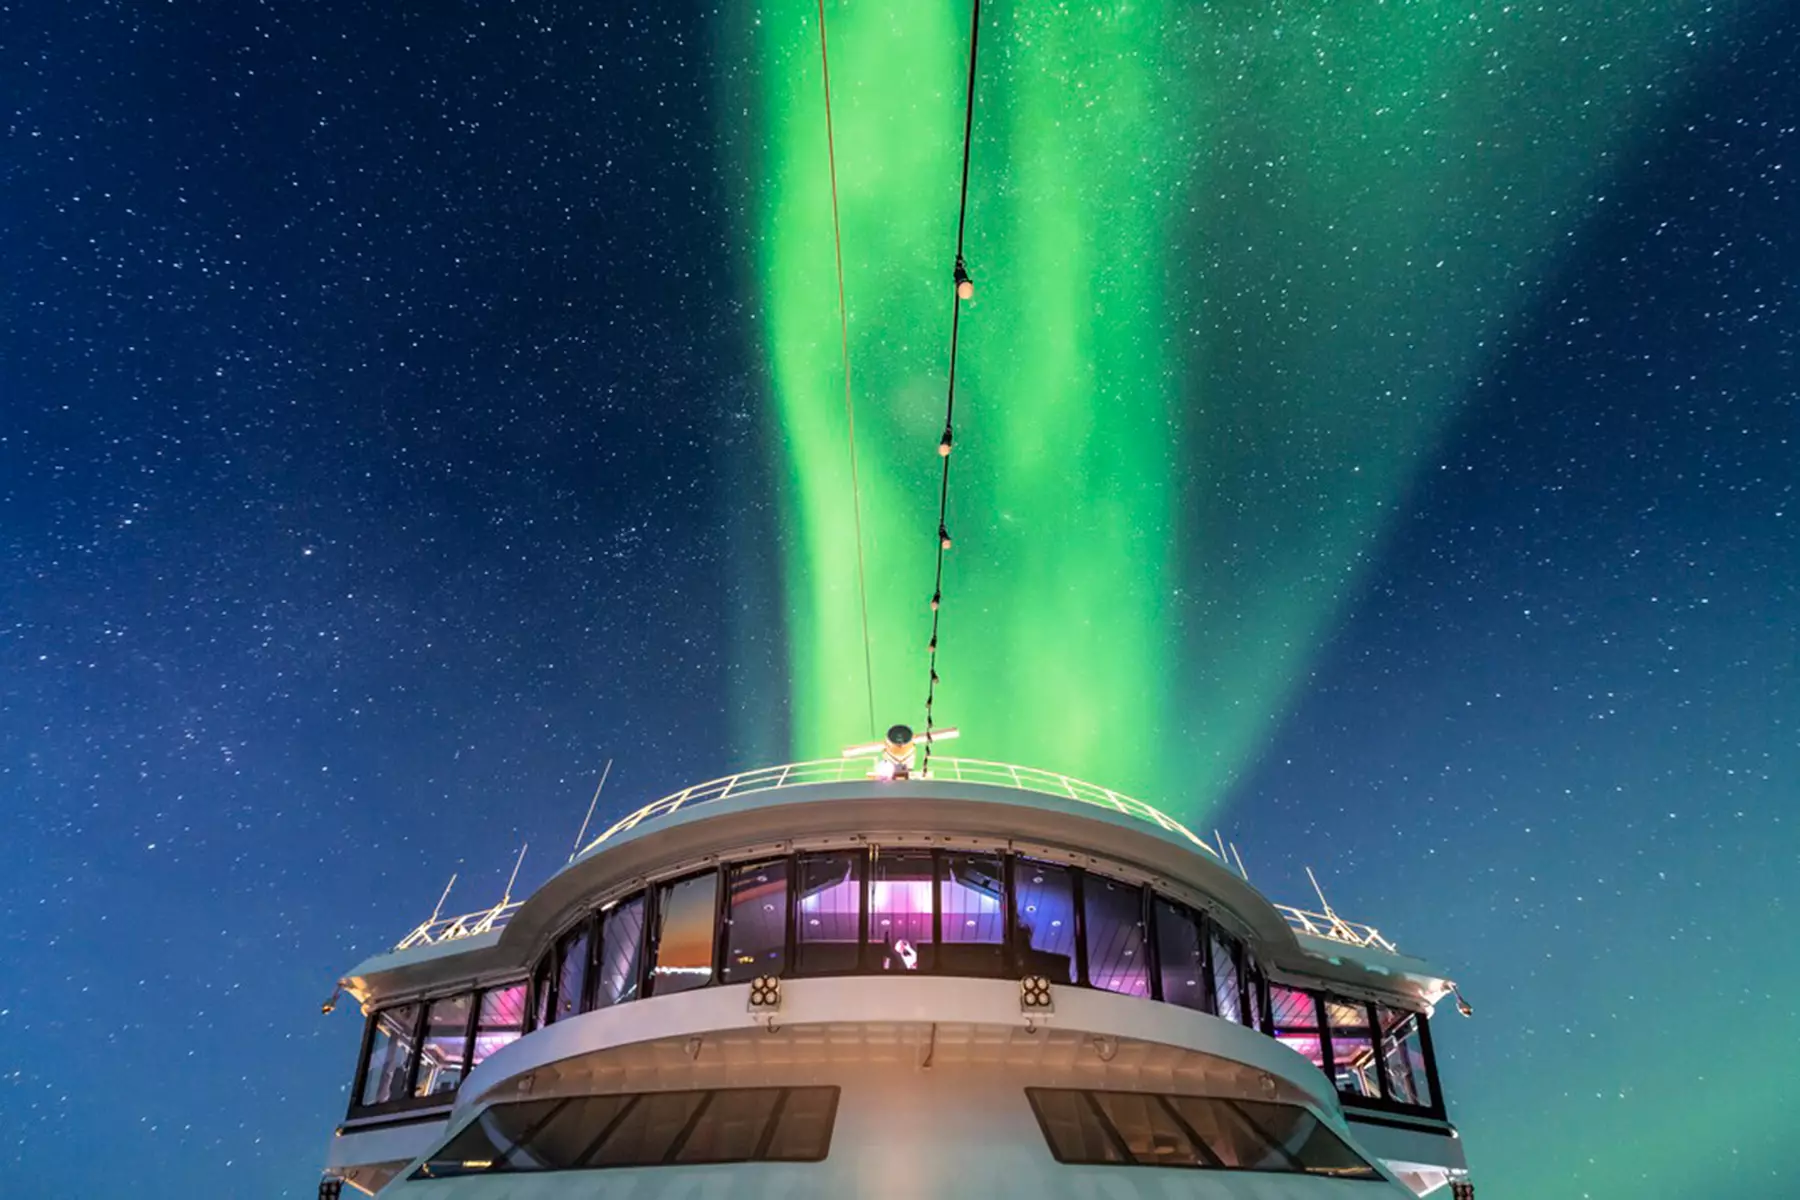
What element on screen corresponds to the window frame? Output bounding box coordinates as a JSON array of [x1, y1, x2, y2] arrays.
[[346, 979, 533, 1120], [1343, 1000, 1449, 1121], [352, 847, 1450, 1127]]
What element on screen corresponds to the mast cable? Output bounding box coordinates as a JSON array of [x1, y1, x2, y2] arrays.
[[816, 0, 878, 738], [923, 0, 984, 776]]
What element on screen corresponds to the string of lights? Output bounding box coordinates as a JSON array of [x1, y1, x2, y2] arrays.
[[923, 0, 984, 776], [815, 0, 877, 738]]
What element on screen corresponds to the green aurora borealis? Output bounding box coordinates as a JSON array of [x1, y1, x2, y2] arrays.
[[733, 0, 1724, 810]]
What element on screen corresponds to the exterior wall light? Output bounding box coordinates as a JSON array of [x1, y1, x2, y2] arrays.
[[1450, 1181, 1475, 1200], [319, 1179, 344, 1200], [748, 975, 781, 1014]]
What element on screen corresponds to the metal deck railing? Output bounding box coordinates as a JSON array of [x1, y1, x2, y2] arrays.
[[392, 758, 1397, 954], [574, 756, 1222, 858], [1272, 903, 1397, 954], [394, 899, 523, 950]]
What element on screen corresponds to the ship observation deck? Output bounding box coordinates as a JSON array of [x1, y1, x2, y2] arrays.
[[331, 756, 1467, 1199], [396, 758, 1398, 956]]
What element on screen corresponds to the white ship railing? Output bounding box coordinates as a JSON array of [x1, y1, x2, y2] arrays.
[[395, 899, 523, 950], [391, 759, 1397, 954], [1272, 903, 1398, 954], [576, 756, 1222, 859]]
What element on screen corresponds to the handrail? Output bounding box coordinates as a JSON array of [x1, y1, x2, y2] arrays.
[[394, 900, 523, 950], [574, 756, 1224, 860], [1272, 903, 1397, 954], [391, 758, 1398, 955]]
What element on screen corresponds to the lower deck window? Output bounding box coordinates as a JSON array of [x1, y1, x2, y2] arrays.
[[1026, 1088, 1378, 1180], [410, 1086, 839, 1179]]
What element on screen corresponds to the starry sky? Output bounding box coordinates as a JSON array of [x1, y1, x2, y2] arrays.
[[2, 2, 1795, 1197]]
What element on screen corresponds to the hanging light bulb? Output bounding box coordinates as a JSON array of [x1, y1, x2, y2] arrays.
[[939, 525, 952, 549], [930, 591, 941, 611], [928, 636, 938, 652], [930, 668, 940, 684], [939, 427, 954, 457], [954, 256, 974, 301]]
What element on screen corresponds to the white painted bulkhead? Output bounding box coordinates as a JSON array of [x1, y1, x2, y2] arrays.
[[369, 976, 1418, 1197]]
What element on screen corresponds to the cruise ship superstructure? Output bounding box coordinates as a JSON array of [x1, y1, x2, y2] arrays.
[[318, 754, 1473, 1197]]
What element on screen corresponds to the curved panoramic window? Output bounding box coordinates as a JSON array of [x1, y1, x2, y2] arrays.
[[1154, 899, 1206, 1011], [554, 924, 591, 1020], [361, 848, 1443, 1123], [409, 1087, 840, 1179], [1026, 1088, 1378, 1179], [868, 849, 935, 971], [795, 851, 861, 974], [1326, 999, 1380, 1101], [470, 984, 527, 1069], [1270, 985, 1326, 1070], [1378, 1006, 1435, 1110], [721, 859, 788, 982], [1210, 928, 1244, 1024], [940, 851, 1005, 976], [416, 994, 473, 1097], [1012, 859, 1078, 983], [650, 873, 718, 995], [595, 894, 645, 1008], [1083, 876, 1149, 997], [359, 1002, 422, 1108], [530, 958, 551, 1032]]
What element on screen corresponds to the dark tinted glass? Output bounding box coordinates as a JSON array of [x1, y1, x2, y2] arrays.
[[1089, 1092, 1210, 1166], [1154, 899, 1208, 1011], [721, 859, 788, 982], [868, 849, 934, 971], [416, 993, 472, 1096], [1230, 1098, 1380, 1178], [1244, 955, 1267, 1031], [1013, 860, 1077, 982], [359, 1003, 420, 1107], [513, 1094, 634, 1170], [650, 872, 717, 995], [1028, 1090, 1378, 1180], [763, 1087, 839, 1161], [673, 1088, 780, 1163], [412, 1089, 840, 1178], [1083, 876, 1149, 996], [555, 925, 591, 1019], [589, 1090, 706, 1166], [795, 851, 860, 974], [1026, 1089, 1128, 1164], [411, 1097, 564, 1178], [595, 894, 645, 1007], [1210, 929, 1243, 1023], [530, 958, 552, 1031], [1379, 1007, 1435, 1108], [1164, 1094, 1284, 1169]]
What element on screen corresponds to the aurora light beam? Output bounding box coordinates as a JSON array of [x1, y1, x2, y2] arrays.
[[730, 0, 1734, 813]]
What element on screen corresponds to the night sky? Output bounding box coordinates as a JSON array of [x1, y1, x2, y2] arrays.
[[2, 2, 1795, 1198]]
